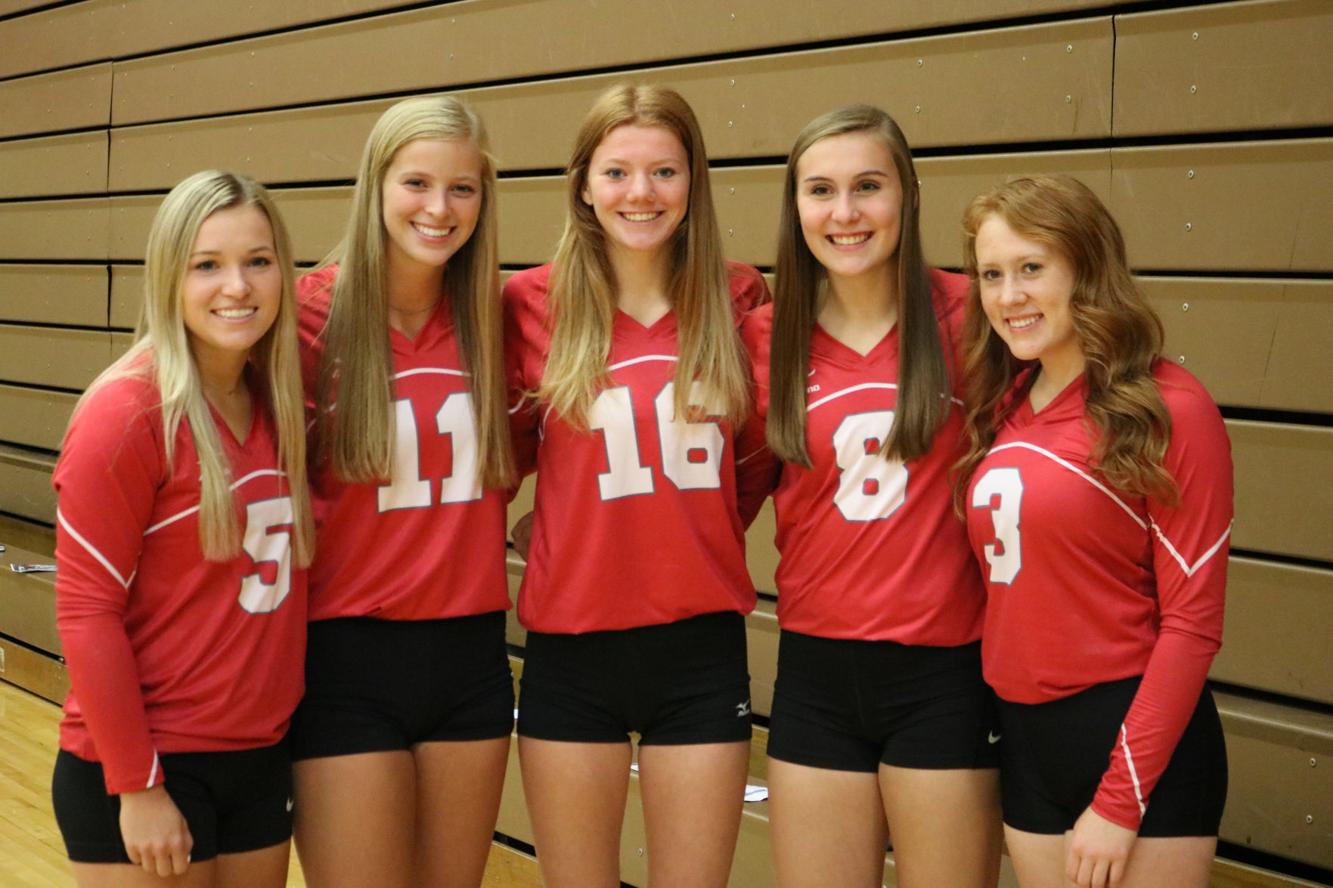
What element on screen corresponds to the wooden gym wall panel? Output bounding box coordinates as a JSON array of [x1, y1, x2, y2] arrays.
[[0, 199, 109, 261], [1110, 139, 1333, 273], [0, 0, 110, 80], [1212, 559, 1333, 706], [107, 17, 1114, 189], [107, 0, 1109, 126], [0, 325, 112, 390], [0, 555, 57, 654], [1113, 0, 1333, 136], [109, 267, 142, 329], [0, 131, 107, 199], [1143, 277, 1333, 414], [1217, 693, 1333, 869], [0, 384, 77, 451], [0, 446, 55, 523], [0, 0, 62, 17], [0, 265, 106, 327], [1228, 421, 1332, 562], [0, 63, 111, 139]]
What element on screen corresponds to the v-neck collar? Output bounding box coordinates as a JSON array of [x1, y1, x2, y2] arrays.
[[389, 295, 453, 354], [812, 320, 899, 367]]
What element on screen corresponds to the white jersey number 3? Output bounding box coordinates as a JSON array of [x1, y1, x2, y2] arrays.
[[971, 467, 1023, 584], [239, 496, 294, 614], [589, 381, 725, 501], [832, 411, 908, 521]]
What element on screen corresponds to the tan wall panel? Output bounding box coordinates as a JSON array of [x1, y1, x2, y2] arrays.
[[746, 603, 778, 718], [0, 198, 109, 260], [745, 501, 778, 594], [0, 324, 112, 389], [0, 265, 105, 326], [1228, 421, 1332, 562], [1217, 692, 1333, 869], [1212, 559, 1333, 706], [0, 0, 63, 16], [1114, 0, 1333, 136], [0, 637, 69, 704], [0, 445, 56, 523], [0, 0, 419, 80], [0, 63, 111, 139], [109, 266, 142, 329], [0, 384, 77, 450], [0, 545, 57, 653], [1111, 139, 1333, 272], [0, 131, 107, 198], [109, 17, 1112, 189], [1143, 277, 1333, 413], [109, 0, 1107, 126]]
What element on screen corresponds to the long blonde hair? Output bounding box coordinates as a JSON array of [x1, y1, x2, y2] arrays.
[[540, 83, 749, 427], [317, 95, 514, 487], [957, 175, 1176, 505], [768, 105, 950, 466], [78, 170, 314, 564]]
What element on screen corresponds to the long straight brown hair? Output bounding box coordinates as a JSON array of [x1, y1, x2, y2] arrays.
[[768, 105, 950, 466], [956, 175, 1176, 505], [539, 83, 749, 428], [317, 95, 515, 488]]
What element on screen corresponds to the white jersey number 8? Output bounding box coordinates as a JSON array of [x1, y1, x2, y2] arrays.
[[832, 410, 908, 522], [971, 467, 1023, 584], [239, 496, 294, 614], [589, 381, 725, 501]]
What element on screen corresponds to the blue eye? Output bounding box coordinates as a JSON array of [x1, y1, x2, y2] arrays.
[[1022, 262, 1042, 274], [654, 167, 677, 179], [194, 260, 218, 272], [807, 183, 833, 197], [604, 168, 626, 180], [249, 256, 272, 268], [451, 183, 477, 195], [856, 180, 881, 192]]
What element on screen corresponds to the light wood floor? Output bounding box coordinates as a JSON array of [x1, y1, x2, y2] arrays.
[[0, 680, 541, 888]]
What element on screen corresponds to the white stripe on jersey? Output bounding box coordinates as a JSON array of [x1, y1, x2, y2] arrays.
[[143, 469, 287, 536], [57, 508, 131, 590], [808, 382, 897, 413], [146, 750, 160, 789], [987, 442, 1146, 530], [1152, 521, 1233, 578], [1118, 724, 1147, 818], [608, 354, 678, 372], [393, 367, 468, 381]]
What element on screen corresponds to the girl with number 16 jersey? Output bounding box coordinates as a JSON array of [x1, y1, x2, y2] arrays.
[[744, 106, 1001, 888], [504, 84, 769, 888]]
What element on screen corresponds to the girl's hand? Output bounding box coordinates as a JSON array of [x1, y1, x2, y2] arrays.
[[119, 785, 193, 877], [511, 511, 535, 562], [1065, 806, 1135, 888]]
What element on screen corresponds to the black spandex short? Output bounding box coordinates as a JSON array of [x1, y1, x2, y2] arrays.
[[997, 676, 1227, 836], [766, 631, 999, 772], [52, 741, 292, 864], [290, 611, 514, 760], [517, 611, 752, 745]]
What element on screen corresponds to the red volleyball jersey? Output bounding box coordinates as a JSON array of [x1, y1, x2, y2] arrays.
[[966, 361, 1232, 830], [743, 269, 985, 644], [504, 262, 770, 634], [298, 265, 511, 622], [55, 373, 306, 794]]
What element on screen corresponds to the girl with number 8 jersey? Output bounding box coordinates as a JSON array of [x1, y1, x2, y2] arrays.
[[290, 97, 516, 888], [741, 105, 1001, 888], [52, 170, 314, 886], [959, 175, 1231, 888], [504, 84, 770, 888]]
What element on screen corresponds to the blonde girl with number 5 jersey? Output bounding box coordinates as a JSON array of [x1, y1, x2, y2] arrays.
[[741, 105, 1001, 888], [959, 175, 1231, 888], [504, 83, 771, 888], [51, 170, 314, 888], [290, 97, 515, 888]]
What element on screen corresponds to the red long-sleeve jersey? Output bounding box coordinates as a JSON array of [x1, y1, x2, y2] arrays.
[[966, 360, 1232, 830], [504, 262, 769, 634], [742, 269, 985, 644], [55, 373, 306, 794], [298, 265, 511, 622]]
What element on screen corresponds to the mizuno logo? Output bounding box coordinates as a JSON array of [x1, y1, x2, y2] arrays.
[[736, 700, 751, 718], [987, 731, 1002, 745]]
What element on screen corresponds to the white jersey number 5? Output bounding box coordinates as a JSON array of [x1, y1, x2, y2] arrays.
[[832, 410, 908, 521], [971, 467, 1023, 584], [239, 496, 294, 614]]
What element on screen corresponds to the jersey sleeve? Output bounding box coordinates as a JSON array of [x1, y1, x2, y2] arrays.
[[726, 261, 772, 314], [53, 380, 167, 794], [1091, 377, 1233, 830]]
